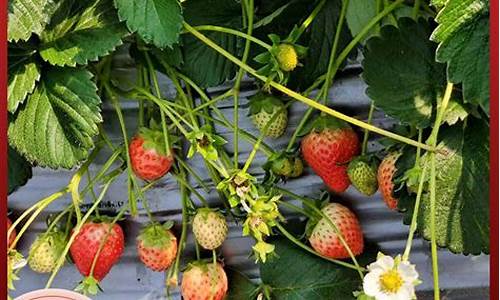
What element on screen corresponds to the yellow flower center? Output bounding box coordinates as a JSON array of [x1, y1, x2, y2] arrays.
[[379, 269, 403, 293]]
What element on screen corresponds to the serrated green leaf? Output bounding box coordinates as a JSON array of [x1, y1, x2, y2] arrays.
[[436, 15, 489, 114], [288, 0, 353, 91], [8, 0, 55, 42], [362, 18, 446, 128], [442, 100, 469, 125], [8, 43, 40, 113], [226, 268, 257, 300], [39, 0, 126, 67], [180, 0, 242, 88], [114, 0, 183, 48], [9, 67, 102, 169], [260, 238, 373, 300], [431, 0, 489, 113], [398, 118, 489, 255], [431, 0, 488, 43], [8, 146, 32, 194]]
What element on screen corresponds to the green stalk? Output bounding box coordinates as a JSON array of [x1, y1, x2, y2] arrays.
[[402, 163, 429, 261], [183, 13, 433, 152], [137, 65, 145, 127], [292, 0, 327, 42], [106, 84, 138, 216], [361, 103, 375, 155], [9, 189, 68, 251], [182, 26, 271, 50], [427, 83, 453, 300], [321, 0, 350, 104], [232, 0, 254, 169], [144, 52, 172, 156], [412, 0, 421, 19]]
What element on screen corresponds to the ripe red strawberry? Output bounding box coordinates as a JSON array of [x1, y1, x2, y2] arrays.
[[7, 217, 16, 248], [301, 116, 360, 192], [137, 222, 177, 272], [192, 209, 228, 250], [308, 203, 364, 259], [70, 221, 124, 282], [129, 127, 174, 181], [181, 261, 228, 300], [377, 151, 401, 210]]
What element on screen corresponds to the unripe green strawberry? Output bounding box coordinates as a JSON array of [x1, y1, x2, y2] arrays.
[[249, 93, 288, 138], [271, 157, 293, 177], [277, 44, 298, 71], [28, 231, 66, 273], [308, 203, 364, 259], [290, 157, 304, 178], [192, 209, 228, 250], [347, 156, 379, 196]]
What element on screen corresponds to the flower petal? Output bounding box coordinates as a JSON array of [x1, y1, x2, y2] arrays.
[[399, 262, 419, 281], [363, 269, 384, 296]]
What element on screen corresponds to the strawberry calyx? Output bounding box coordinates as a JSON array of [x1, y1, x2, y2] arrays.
[[248, 92, 286, 116], [75, 275, 102, 295], [137, 221, 175, 248], [138, 126, 171, 157], [298, 115, 352, 137]]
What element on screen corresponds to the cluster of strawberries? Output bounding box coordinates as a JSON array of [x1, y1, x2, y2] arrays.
[[8, 109, 401, 299]]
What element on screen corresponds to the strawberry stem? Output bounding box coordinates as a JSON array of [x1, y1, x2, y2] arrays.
[[232, 0, 254, 169], [106, 83, 138, 216], [361, 103, 375, 155], [320, 0, 350, 105], [402, 163, 429, 261], [427, 82, 454, 300]]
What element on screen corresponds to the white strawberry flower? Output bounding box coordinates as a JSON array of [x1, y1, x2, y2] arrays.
[[363, 253, 420, 300]]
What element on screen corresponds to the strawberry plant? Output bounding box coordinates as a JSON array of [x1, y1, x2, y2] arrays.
[[7, 0, 490, 299]]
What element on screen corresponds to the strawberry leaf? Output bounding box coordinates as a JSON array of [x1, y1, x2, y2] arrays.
[[114, 0, 183, 48], [396, 117, 489, 255], [39, 0, 127, 67], [226, 268, 258, 300], [9, 67, 102, 169], [434, 13, 490, 114], [260, 237, 374, 300], [8, 43, 41, 113], [8, 146, 32, 195], [363, 18, 446, 128], [180, 0, 243, 88], [8, 0, 56, 42], [362, 18, 446, 128]]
